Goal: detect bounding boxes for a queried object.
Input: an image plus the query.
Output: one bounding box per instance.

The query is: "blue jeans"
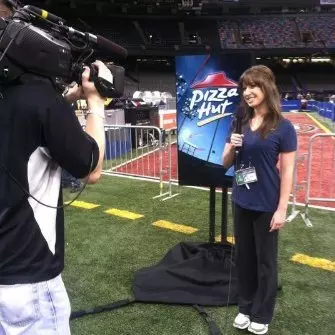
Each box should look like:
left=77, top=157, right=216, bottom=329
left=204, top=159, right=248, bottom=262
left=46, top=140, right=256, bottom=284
left=61, top=170, right=80, bottom=189
left=0, top=275, right=71, bottom=334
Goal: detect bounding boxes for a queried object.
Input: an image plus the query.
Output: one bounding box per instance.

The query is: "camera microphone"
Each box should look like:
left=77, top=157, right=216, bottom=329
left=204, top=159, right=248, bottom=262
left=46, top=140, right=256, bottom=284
left=64, top=29, right=128, bottom=60
left=94, top=34, right=128, bottom=60
left=22, top=6, right=127, bottom=60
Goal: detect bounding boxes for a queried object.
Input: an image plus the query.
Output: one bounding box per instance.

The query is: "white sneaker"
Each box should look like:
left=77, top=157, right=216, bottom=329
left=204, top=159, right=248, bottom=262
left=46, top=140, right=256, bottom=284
left=233, top=313, right=250, bottom=330
left=248, top=322, right=269, bottom=334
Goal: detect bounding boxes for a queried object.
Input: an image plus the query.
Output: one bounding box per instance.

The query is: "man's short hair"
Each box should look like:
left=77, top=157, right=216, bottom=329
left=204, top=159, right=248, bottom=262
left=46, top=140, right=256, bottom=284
left=0, top=1, right=14, bottom=17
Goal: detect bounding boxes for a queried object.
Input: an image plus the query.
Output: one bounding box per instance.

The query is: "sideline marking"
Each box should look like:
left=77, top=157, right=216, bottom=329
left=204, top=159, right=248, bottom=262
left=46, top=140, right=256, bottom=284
left=304, top=113, right=333, bottom=134
left=105, top=208, right=144, bottom=220
left=153, top=220, right=198, bottom=234
left=66, top=201, right=100, bottom=210
left=291, top=253, right=335, bottom=272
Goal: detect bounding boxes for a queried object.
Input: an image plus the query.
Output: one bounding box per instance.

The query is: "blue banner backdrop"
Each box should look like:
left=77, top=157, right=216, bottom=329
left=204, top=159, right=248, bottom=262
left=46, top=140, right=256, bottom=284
left=175, top=54, right=251, bottom=187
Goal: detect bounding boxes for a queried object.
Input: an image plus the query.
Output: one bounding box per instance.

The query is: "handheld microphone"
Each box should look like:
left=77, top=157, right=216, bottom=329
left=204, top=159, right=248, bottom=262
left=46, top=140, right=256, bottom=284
left=23, top=5, right=66, bottom=25
left=235, top=106, right=244, bottom=156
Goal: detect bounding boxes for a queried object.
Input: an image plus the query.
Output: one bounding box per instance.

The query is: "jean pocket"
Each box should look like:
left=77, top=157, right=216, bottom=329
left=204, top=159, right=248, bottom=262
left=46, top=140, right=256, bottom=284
left=0, top=284, right=40, bottom=327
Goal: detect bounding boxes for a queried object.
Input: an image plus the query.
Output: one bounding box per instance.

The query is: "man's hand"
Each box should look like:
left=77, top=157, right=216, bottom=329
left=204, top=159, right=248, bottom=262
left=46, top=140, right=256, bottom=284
left=269, top=209, right=287, bottom=232
left=82, top=60, right=111, bottom=107
left=64, top=82, right=84, bottom=104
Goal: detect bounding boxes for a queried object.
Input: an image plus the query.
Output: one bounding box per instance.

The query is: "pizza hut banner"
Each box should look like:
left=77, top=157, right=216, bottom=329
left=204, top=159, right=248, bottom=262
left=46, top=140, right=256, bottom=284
left=176, top=54, right=251, bottom=187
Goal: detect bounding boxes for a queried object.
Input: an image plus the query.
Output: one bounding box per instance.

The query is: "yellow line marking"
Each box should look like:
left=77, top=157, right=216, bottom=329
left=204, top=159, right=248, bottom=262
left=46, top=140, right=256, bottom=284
left=291, top=253, right=335, bottom=272
left=215, top=235, right=235, bottom=244
left=66, top=201, right=100, bottom=209
left=304, top=112, right=333, bottom=134
left=104, top=208, right=144, bottom=220
left=153, top=220, right=198, bottom=234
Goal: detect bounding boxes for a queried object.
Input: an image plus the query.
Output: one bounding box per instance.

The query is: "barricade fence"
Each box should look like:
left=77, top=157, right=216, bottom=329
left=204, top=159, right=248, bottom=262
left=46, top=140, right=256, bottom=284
left=301, top=133, right=335, bottom=227
left=286, top=125, right=309, bottom=223
left=101, top=124, right=177, bottom=200
left=83, top=123, right=334, bottom=215
left=95, top=124, right=304, bottom=208
left=286, top=145, right=302, bottom=223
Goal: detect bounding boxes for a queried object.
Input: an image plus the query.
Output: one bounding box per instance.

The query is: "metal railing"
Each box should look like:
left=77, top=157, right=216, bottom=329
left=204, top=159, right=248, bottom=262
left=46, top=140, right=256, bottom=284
left=301, top=133, right=335, bottom=227
left=102, top=124, right=177, bottom=199
left=286, top=146, right=303, bottom=223
left=286, top=128, right=308, bottom=223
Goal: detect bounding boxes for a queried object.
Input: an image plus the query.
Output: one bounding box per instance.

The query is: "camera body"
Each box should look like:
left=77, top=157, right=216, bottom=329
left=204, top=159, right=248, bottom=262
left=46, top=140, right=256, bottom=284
left=75, top=63, right=125, bottom=98
left=0, top=6, right=126, bottom=97
left=0, top=20, right=72, bottom=79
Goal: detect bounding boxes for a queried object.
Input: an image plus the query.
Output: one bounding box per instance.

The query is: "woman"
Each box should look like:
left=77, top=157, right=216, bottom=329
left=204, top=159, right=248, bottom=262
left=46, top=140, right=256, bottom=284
left=222, top=65, right=297, bottom=335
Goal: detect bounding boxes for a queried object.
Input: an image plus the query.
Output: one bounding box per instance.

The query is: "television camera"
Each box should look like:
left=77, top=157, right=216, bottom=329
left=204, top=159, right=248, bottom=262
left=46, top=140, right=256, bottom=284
left=0, top=2, right=127, bottom=97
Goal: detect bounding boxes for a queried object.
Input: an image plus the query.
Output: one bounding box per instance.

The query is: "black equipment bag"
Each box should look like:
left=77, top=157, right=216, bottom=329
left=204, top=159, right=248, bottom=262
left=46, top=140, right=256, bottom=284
left=133, top=241, right=238, bottom=306
left=71, top=242, right=238, bottom=335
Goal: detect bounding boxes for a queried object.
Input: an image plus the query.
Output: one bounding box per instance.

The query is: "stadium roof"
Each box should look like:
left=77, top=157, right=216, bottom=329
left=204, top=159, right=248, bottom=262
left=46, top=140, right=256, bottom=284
left=27, top=0, right=333, bottom=18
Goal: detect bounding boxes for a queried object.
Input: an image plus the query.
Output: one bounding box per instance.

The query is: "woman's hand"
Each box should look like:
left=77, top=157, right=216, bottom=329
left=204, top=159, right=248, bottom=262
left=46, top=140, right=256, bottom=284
left=269, top=209, right=287, bottom=232
left=230, top=133, right=244, bottom=148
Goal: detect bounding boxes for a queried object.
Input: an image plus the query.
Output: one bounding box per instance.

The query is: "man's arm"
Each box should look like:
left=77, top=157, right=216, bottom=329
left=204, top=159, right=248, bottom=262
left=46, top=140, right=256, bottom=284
left=42, top=61, right=112, bottom=182
left=79, top=61, right=109, bottom=183
left=84, top=97, right=105, bottom=184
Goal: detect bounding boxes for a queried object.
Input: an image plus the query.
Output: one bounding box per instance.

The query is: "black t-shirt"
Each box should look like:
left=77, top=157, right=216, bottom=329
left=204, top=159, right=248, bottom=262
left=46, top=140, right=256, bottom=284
left=0, top=81, right=99, bottom=284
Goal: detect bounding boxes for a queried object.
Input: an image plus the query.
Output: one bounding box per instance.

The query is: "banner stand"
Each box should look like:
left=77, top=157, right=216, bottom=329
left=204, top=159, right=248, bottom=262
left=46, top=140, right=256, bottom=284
left=209, top=187, right=229, bottom=243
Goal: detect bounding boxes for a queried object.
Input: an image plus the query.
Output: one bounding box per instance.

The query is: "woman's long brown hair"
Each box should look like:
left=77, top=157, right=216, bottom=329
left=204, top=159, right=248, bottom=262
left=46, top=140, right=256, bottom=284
left=238, top=65, right=283, bottom=138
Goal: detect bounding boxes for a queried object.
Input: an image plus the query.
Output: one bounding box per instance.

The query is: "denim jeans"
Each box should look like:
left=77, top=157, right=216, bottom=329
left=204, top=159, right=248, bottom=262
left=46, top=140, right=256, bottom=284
left=61, top=170, right=81, bottom=189
left=0, top=275, right=71, bottom=335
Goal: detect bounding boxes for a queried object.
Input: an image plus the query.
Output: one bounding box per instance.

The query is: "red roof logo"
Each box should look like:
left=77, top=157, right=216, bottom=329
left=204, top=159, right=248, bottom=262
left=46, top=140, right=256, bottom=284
left=191, top=72, right=238, bottom=89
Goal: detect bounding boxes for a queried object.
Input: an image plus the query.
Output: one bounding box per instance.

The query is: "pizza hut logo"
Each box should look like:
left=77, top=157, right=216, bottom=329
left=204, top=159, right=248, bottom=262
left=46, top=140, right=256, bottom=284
left=190, top=72, right=239, bottom=126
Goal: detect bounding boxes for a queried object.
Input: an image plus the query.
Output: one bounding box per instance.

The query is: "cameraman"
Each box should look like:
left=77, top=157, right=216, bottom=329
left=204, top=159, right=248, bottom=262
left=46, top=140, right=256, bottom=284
left=0, top=0, right=14, bottom=17
left=0, top=54, right=108, bottom=334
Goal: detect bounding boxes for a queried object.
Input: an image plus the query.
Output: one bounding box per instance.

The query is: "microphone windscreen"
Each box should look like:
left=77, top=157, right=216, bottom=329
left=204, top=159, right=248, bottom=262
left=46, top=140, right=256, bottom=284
left=96, top=35, right=128, bottom=59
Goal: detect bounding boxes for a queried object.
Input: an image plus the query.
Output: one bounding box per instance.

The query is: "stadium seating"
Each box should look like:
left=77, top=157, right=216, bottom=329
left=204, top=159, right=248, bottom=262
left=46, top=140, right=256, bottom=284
left=139, top=20, right=181, bottom=47
left=295, top=15, right=335, bottom=48
left=92, top=14, right=335, bottom=50
left=293, top=63, right=335, bottom=92
left=218, top=20, right=238, bottom=49
left=218, top=14, right=335, bottom=49
left=239, top=17, right=298, bottom=49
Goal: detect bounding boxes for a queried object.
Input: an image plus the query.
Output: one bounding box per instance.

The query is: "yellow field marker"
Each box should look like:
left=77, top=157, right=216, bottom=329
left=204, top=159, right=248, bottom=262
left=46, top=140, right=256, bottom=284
left=105, top=208, right=144, bottom=220
left=215, top=235, right=235, bottom=244
left=304, top=113, right=333, bottom=134
left=153, top=220, right=198, bottom=234
left=66, top=201, right=100, bottom=210
left=291, top=253, right=335, bottom=272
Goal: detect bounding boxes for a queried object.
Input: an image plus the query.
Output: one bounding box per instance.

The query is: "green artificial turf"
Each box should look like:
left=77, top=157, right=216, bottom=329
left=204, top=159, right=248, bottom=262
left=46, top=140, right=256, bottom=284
left=310, top=112, right=334, bottom=132
left=63, top=176, right=334, bottom=335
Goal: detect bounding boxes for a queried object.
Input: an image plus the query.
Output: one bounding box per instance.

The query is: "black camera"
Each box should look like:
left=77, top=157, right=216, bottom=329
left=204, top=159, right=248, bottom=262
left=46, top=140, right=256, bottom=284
left=0, top=3, right=127, bottom=97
